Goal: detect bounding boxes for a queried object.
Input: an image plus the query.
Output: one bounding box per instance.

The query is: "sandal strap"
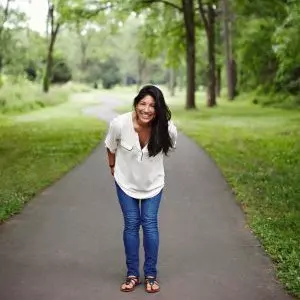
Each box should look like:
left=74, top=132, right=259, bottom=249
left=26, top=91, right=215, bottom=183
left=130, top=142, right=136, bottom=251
left=145, top=277, right=158, bottom=285
left=125, top=276, right=139, bottom=285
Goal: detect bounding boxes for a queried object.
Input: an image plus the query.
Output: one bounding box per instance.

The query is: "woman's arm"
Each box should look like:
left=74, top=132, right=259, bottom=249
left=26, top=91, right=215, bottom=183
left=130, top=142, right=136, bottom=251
left=104, top=117, right=121, bottom=176
left=106, top=148, right=116, bottom=176
left=168, top=121, right=177, bottom=148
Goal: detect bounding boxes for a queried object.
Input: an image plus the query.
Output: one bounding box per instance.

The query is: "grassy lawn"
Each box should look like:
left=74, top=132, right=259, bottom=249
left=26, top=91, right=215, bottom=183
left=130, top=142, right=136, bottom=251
left=0, top=91, right=106, bottom=223
left=171, top=98, right=300, bottom=297
left=0, top=81, right=92, bottom=114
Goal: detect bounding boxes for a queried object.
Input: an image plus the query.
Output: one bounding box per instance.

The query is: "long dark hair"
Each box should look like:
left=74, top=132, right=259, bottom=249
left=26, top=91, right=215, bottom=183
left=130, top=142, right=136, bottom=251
left=133, top=85, right=174, bottom=157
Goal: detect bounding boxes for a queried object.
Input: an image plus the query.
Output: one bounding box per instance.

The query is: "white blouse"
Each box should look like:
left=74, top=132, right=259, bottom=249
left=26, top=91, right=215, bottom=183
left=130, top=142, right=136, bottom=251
left=105, top=112, right=177, bottom=199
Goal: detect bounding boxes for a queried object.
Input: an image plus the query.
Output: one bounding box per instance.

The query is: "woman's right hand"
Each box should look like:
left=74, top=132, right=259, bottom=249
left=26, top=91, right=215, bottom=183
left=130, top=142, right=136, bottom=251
left=110, top=166, right=115, bottom=176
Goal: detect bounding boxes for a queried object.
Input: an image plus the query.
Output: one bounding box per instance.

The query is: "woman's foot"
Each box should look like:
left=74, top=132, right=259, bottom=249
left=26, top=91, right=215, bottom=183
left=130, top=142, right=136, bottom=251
left=144, top=276, right=160, bottom=293
left=120, top=276, right=141, bottom=292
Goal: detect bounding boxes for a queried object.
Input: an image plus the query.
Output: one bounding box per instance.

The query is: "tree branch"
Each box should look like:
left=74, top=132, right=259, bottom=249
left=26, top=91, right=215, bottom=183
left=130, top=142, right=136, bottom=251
left=141, top=0, right=183, bottom=12
left=197, top=0, right=209, bottom=32
left=71, top=3, right=113, bottom=19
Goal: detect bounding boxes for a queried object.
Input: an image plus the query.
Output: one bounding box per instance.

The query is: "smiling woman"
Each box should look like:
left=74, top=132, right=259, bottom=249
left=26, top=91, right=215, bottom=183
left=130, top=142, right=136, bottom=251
left=104, top=84, right=177, bottom=293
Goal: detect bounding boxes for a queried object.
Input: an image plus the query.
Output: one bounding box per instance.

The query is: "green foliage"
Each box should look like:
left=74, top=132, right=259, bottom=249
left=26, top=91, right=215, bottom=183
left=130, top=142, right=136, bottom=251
left=51, top=58, right=72, bottom=84
left=136, top=5, right=185, bottom=69
left=234, top=0, right=300, bottom=105
left=235, top=17, right=277, bottom=91
left=99, top=57, right=122, bottom=89
left=273, top=2, right=300, bottom=94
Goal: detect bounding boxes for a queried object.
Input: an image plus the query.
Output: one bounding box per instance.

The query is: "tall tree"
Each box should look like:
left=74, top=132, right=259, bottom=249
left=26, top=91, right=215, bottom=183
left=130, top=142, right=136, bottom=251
left=222, top=0, right=236, bottom=100
left=43, top=0, right=113, bottom=92
left=182, top=0, right=196, bottom=108
left=197, top=0, right=217, bottom=107
left=43, top=0, right=60, bottom=92
left=126, top=0, right=196, bottom=108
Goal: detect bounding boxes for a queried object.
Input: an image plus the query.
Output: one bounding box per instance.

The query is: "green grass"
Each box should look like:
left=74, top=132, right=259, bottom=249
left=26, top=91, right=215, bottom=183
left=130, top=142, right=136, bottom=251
left=0, top=81, right=92, bottom=114
left=171, top=98, right=300, bottom=297
left=0, top=93, right=106, bottom=223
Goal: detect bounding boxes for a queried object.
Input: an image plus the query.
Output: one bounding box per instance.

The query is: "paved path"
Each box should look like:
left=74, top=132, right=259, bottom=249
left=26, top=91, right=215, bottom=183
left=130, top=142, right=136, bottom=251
left=0, top=94, right=295, bottom=300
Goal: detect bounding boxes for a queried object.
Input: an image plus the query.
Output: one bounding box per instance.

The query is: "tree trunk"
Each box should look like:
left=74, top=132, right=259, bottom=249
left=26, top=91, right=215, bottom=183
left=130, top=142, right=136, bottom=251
left=222, top=0, right=235, bottom=100
left=182, top=0, right=196, bottom=109
left=168, top=68, right=176, bottom=96
left=43, top=36, right=54, bottom=93
left=43, top=22, right=60, bottom=93
left=231, top=58, right=238, bottom=96
left=206, top=4, right=216, bottom=107
left=216, top=65, right=221, bottom=97
left=76, top=21, right=89, bottom=78
left=178, top=66, right=184, bottom=91
left=198, top=0, right=217, bottom=107
left=137, top=56, right=146, bottom=92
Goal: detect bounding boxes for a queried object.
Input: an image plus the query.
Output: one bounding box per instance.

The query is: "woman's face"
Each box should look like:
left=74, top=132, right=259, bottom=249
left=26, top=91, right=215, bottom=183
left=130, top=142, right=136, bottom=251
left=135, top=95, right=156, bottom=125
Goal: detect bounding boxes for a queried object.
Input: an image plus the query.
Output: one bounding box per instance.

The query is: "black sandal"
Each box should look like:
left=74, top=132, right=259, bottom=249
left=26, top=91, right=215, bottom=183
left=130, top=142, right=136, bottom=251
left=144, top=277, right=160, bottom=293
left=120, top=276, right=141, bottom=292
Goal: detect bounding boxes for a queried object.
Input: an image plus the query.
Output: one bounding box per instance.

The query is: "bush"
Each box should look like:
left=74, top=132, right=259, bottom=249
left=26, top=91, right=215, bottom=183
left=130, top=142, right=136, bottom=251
left=51, top=59, right=72, bottom=84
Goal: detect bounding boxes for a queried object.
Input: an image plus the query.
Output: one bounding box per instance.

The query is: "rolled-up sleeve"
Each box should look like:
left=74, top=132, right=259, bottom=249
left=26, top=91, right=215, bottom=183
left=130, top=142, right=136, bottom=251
left=168, top=121, right=177, bottom=148
left=105, top=117, right=121, bottom=153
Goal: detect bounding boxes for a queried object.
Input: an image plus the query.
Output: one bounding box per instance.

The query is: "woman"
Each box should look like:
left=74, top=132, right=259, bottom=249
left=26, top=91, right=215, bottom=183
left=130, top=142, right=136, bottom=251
left=105, top=85, right=177, bottom=293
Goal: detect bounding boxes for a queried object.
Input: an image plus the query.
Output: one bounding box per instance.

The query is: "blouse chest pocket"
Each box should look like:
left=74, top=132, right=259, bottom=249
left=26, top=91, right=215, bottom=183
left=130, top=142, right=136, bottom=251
left=120, top=140, right=134, bottom=151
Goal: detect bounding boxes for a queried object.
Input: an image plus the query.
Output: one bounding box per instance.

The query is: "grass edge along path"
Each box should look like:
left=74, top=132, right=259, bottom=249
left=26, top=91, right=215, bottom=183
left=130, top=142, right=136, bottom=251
left=171, top=102, right=300, bottom=298
left=0, top=97, right=107, bottom=223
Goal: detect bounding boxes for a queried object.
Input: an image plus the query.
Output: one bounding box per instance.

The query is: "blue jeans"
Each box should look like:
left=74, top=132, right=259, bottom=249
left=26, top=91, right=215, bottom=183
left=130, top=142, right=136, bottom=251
left=115, top=183, right=162, bottom=278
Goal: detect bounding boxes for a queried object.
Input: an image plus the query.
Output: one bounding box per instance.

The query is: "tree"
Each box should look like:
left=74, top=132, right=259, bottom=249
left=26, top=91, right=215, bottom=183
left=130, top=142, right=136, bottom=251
left=221, top=0, right=236, bottom=100
left=182, top=0, right=196, bottom=109
left=197, top=0, right=217, bottom=107
left=122, top=0, right=196, bottom=109
left=43, top=0, right=113, bottom=92
left=0, top=0, right=27, bottom=83
left=43, top=0, right=61, bottom=92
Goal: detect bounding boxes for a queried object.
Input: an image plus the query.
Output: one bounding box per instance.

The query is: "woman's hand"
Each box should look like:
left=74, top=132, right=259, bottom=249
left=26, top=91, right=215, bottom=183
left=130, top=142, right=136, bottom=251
left=110, top=166, right=115, bottom=176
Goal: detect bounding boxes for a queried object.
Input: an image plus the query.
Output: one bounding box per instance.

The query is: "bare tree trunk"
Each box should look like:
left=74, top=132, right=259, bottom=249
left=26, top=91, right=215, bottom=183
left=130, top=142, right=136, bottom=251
left=182, top=0, right=196, bottom=109
left=43, top=3, right=60, bottom=93
left=222, top=0, right=235, bottom=100
left=206, top=4, right=216, bottom=107
left=75, top=21, right=90, bottom=78
left=43, top=24, right=60, bottom=93
left=178, top=65, right=184, bottom=91
left=231, top=58, right=237, bottom=96
left=216, top=65, right=221, bottom=97
left=168, top=68, right=176, bottom=96
left=198, top=0, right=217, bottom=107
left=137, top=56, right=147, bottom=92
